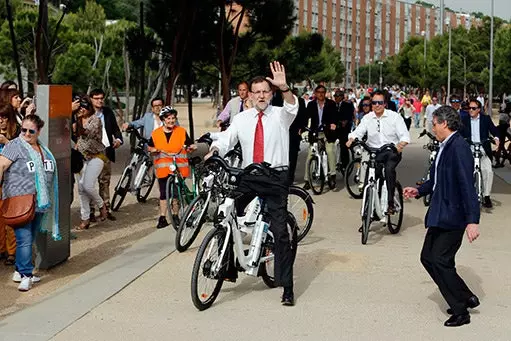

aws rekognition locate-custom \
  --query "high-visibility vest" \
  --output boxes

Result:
[152,126,190,179]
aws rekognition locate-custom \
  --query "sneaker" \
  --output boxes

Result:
[13,271,41,283]
[18,276,32,291]
[156,216,169,229]
[483,196,493,208]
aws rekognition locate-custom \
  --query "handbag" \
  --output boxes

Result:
[1,194,36,227]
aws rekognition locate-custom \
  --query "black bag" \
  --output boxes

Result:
[71,149,84,174]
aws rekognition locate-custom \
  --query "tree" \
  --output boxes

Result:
[52,43,98,92]
[494,25,511,94]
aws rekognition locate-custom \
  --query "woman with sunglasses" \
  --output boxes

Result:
[0,115,60,291]
[74,96,108,230]
[0,104,20,267]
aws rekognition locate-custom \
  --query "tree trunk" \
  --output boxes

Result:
[35,0,49,83]
[463,57,467,100]
[123,36,131,123]
[6,0,24,96]
[187,80,194,140]
[136,2,146,121]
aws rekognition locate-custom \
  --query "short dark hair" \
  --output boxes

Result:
[450,94,460,102]
[22,114,45,130]
[151,97,164,106]
[314,85,326,92]
[89,88,105,98]
[237,81,249,89]
[371,90,386,101]
[469,97,482,109]
[0,80,17,90]
[433,105,460,131]
[249,76,272,92]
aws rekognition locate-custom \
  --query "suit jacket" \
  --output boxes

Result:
[130,112,160,140]
[460,114,498,161]
[335,100,355,140]
[418,132,480,230]
[306,98,337,142]
[290,97,307,137]
[101,106,123,162]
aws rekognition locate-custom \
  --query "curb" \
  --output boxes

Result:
[0,228,177,341]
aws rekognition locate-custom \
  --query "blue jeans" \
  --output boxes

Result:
[413,113,421,128]
[14,213,43,277]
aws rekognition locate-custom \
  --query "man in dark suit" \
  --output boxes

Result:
[333,90,354,174]
[303,85,338,189]
[89,88,123,221]
[288,89,307,184]
[460,97,500,208]
[404,105,481,327]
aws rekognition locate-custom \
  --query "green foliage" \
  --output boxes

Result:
[494,25,511,94]
[52,43,98,92]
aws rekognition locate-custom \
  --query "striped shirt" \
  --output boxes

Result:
[1,138,54,200]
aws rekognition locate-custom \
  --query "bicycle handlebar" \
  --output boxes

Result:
[467,138,494,146]
[126,127,149,144]
[418,129,437,141]
[351,139,398,154]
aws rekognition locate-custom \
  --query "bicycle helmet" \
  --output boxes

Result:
[159,106,178,119]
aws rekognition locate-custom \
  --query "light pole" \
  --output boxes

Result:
[368,58,372,86]
[489,0,494,114]
[421,30,427,89]
[447,18,452,104]
[355,56,360,87]
[378,61,383,89]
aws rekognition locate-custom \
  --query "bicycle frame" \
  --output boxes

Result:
[310,137,329,178]
[211,197,274,278]
[471,143,484,201]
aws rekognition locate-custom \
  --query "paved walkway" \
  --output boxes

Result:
[1,128,511,341]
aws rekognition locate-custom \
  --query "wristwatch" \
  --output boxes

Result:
[280,86,291,93]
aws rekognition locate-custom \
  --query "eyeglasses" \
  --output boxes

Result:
[372,100,385,106]
[21,128,37,134]
[152,104,163,108]
[362,103,371,107]
[450,99,460,103]
[251,90,272,96]
[469,107,479,111]
[92,97,104,101]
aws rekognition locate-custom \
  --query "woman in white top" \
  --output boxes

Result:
[398,97,414,131]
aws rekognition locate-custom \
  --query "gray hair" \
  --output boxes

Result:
[433,105,460,131]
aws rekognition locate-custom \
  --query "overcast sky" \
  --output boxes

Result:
[425,0,511,20]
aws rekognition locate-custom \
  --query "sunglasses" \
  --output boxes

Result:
[469,107,479,111]
[21,128,37,134]
[372,100,385,106]
[450,100,460,103]
[362,103,371,107]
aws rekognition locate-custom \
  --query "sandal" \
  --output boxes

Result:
[4,255,15,266]
[75,220,90,230]
[99,205,108,221]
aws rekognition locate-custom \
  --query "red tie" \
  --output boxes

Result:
[253,111,264,163]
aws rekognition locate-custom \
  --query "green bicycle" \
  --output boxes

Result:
[162,149,202,230]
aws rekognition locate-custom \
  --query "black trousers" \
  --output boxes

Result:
[375,150,402,205]
[420,227,474,315]
[496,123,511,164]
[235,170,297,288]
[288,134,301,184]
[404,117,412,131]
[338,128,351,169]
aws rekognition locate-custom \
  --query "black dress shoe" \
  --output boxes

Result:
[447,295,480,314]
[444,314,470,327]
[483,196,493,208]
[89,213,97,223]
[281,287,295,306]
[156,216,169,229]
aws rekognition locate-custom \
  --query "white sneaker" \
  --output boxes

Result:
[18,276,32,291]
[12,271,21,282]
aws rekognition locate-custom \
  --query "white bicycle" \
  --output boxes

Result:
[191,155,297,311]
[304,127,332,194]
[468,139,492,203]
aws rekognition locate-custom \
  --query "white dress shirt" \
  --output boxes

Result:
[211,96,299,168]
[425,103,441,122]
[348,109,411,148]
[470,115,481,143]
[434,131,456,190]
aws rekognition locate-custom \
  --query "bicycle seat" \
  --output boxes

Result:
[197,133,213,145]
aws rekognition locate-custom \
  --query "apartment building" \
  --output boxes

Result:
[291,0,481,85]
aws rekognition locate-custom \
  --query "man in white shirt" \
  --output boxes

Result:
[347,90,410,214]
[425,96,441,133]
[477,92,485,112]
[216,81,250,129]
[209,61,298,306]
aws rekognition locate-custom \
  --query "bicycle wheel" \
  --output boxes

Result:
[167,176,188,231]
[387,182,404,234]
[176,192,210,252]
[191,228,227,311]
[345,159,363,199]
[475,171,483,203]
[288,186,314,242]
[308,157,324,195]
[111,169,132,211]
[136,162,155,203]
[361,187,373,245]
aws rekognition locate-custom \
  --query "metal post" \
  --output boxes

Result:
[422,31,427,89]
[489,0,494,115]
[368,59,372,86]
[447,22,452,103]
[379,61,383,89]
[439,0,444,35]
[356,56,360,87]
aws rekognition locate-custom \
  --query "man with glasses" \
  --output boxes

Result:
[122,97,164,139]
[89,88,123,221]
[425,96,441,133]
[303,85,338,189]
[460,98,499,208]
[346,90,410,214]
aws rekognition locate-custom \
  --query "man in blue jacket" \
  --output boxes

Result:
[404,105,481,327]
[122,97,164,139]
